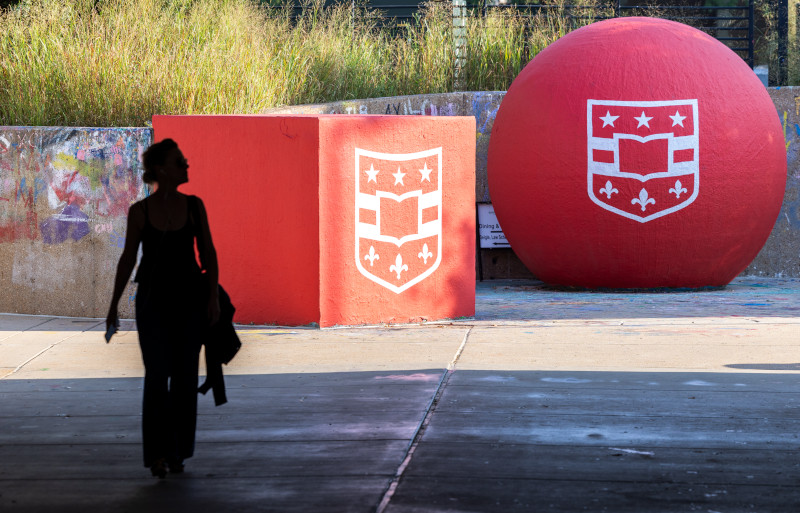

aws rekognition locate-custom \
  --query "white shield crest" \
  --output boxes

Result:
[587,99,700,223]
[355,147,442,293]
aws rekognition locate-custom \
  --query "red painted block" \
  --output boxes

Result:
[153,115,475,327]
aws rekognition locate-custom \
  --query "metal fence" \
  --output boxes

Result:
[261,0,782,82]
[466,1,756,68]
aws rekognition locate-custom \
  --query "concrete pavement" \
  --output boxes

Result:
[1,277,800,512]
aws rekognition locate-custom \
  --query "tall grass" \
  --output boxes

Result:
[0,0,773,127]
[0,0,572,126]
[461,0,605,91]
[1,0,296,125]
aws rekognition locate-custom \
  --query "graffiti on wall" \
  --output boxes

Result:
[0,128,150,246]
[322,98,459,117]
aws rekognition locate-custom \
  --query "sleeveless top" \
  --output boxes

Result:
[134,195,202,287]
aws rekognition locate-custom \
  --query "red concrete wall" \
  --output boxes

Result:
[153,114,475,327]
[317,116,476,326]
[154,116,321,325]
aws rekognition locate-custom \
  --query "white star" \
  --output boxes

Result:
[599,110,619,128]
[365,164,379,183]
[669,110,687,127]
[419,162,433,182]
[634,111,653,129]
[392,167,406,186]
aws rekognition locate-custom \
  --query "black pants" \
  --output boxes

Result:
[136,284,203,468]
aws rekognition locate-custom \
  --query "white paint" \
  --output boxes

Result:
[47,184,64,209]
[633,111,654,128]
[631,188,656,211]
[355,147,442,294]
[374,373,440,382]
[669,110,687,127]
[418,243,433,264]
[364,246,379,266]
[358,190,439,246]
[684,380,717,386]
[365,164,379,183]
[541,377,593,384]
[392,167,406,185]
[669,179,688,198]
[599,180,618,199]
[586,99,700,223]
[599,111,619,127]
[609,447,655,456]
[419,163,433,182]
[478,375,516,382]
[389,253,408,279]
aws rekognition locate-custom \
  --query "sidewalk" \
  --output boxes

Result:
[1,277,800,512]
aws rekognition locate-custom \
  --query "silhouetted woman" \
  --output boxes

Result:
[106,138,220,478]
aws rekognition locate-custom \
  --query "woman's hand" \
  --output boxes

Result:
[105,305,119,343]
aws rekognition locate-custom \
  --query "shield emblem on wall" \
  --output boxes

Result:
[587,99,699,223]
[355,147,442,293]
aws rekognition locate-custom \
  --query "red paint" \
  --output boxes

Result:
[51,170,83,207]
[593,150,615,164]
[674,149,694,163]
[488,17,786,288]
[154,116,321,325]
[619,139,668,174]
[154,115,475,326]
[0,211,38,243]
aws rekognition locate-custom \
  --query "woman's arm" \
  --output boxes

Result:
[195,197,220,325]
[106,203,145,332]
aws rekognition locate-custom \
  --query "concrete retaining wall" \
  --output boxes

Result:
[0,128,150,318]
[1,88,797,317]
[267,89,800,280]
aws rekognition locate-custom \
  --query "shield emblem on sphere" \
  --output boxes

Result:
[587,99,699,223]
[355,147,442,293]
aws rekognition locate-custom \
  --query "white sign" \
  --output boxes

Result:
[477,203,509,249]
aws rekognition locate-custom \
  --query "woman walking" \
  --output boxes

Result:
[106,138,220,478]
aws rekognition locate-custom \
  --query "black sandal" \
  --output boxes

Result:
[150,458,168,479]
[168,458,185,474]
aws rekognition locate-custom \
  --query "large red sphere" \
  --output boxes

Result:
[488,17,786,288]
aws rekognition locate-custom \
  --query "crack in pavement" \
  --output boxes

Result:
[375,327,472,513]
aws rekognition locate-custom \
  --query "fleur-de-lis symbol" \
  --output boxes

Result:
[364,245,379,266]
[599,180,618,199]
[669,179,688,199]
[631,188,656,212]
[418,243,433,264]
[389,254,408,280]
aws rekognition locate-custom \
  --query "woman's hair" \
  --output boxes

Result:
[141,138,179,184]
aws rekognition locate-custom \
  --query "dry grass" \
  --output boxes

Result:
[0,0,772,127]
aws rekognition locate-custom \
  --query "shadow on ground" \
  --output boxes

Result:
[3,369,800,512]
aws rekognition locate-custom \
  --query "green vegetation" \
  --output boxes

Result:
[0,0,590,126]
[0,0,788,127]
